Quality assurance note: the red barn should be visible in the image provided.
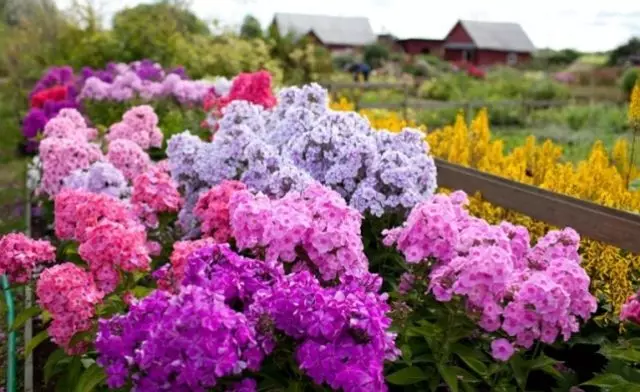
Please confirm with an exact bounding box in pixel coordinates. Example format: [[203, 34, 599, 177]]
[[270, 13, 376, 53], [396, 38, 443, 56], [442, 20, 535, 66]]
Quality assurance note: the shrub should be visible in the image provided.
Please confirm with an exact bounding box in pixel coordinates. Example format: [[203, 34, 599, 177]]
[[621, 67, 640, 99], [363, 43, 389, 69]]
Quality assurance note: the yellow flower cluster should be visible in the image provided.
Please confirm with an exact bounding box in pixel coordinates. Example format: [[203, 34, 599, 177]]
[[629, 80, 640, 128], [334, 96, 640, 320]]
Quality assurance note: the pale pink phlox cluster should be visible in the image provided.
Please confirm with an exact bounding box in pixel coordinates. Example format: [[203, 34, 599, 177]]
[[106, 139, 152, 181], [106, 105, 163, 150]]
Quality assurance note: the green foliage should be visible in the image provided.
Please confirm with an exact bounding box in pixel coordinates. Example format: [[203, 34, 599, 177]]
[[239, 14, 262, 39], [528, 104, 629, 133], [608, 37, 640, 66], [363, 43, 389, 69], [620, 67, 640, 98], [267, 27, 333, 84]]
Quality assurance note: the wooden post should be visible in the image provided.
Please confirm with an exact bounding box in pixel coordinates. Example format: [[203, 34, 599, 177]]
[[465, 101, 472, 124]]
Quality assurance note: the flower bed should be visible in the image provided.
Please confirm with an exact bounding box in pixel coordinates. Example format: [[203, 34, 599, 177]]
[[1, 69, 635, 391]]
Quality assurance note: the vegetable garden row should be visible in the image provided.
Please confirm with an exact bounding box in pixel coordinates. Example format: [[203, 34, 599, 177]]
[[2, 60, 640, 392]]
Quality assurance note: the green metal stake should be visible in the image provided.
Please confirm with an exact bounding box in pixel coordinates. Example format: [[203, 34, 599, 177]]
[[2, 274, 16, 392]]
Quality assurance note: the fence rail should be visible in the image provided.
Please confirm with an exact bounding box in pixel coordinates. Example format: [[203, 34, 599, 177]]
[[434, 158, 640, 254]]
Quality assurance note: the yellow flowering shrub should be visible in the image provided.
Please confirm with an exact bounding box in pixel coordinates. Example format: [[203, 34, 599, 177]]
[[330, 97, 426, 134], [336, 97, 640, 320]]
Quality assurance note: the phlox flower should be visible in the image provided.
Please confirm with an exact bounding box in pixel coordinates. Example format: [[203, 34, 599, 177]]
[[107, 139, 152, 181], [0, 233, 55, 284]]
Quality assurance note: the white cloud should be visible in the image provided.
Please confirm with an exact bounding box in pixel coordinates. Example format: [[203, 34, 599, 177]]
[[55, 0, 640, 51]]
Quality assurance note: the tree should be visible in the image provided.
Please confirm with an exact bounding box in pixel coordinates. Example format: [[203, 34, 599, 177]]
[[363, 43, 389, 69], [608, 37, 640, 66], [240, 14, 262, 39]]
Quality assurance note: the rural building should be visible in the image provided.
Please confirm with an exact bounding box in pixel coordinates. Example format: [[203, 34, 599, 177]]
[[270, 13, 376, 53], [441, 20, 535, 66], [396, 38, 443, 57]]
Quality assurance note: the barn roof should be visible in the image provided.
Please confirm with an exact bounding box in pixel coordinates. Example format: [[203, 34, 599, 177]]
[[272, 13, 376, 46], [448, 20, 536, 53]]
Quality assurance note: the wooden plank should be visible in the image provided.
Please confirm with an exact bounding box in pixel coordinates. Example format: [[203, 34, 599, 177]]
[[358, 101, 405, 110], [322, 81, 408, 90], [434, 158, 640, 253]]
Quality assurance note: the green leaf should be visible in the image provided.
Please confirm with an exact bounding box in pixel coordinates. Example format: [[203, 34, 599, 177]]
[[44, 349, 68, 384], [601, 346, 640, 363], [582, 374, 628, 387], [386, 366, 429, 385], [401, 345, 413, 365], [69, 329, 95, 347], [437, 364, 459, 392], [132, 285, 153, 299], [509, 353, 528, 390], [453, 344, 488, 377], [75, 364, 106, 392], [24, 330, 49, 358], [11, 305, 42, 331]]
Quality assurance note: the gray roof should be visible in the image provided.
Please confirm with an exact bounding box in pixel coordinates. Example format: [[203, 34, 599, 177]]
[[273, 13, 376, 46], [451, 20, 536, 52]]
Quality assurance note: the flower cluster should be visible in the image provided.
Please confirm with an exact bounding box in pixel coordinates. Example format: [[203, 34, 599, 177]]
[[252, 271, 399, 392], [80, 65, 212, 104], [384, 191, 597, 361], [99, 243, 396, 392], [36, 263, 104, 354], [193, 180, 247, 242], [97, 246, 273, 391], [0, 233, 55, 283], [38, 136, 103, 196], [131, 165, 183, 228], [106, 139, 152, 181], [106, 105, 163, 150], [621, 292, 640, 325], [169, 83, 436, 221], [54, 189, 149, 292], [64, 161, 130, 199], [229, 183, 368, 281]]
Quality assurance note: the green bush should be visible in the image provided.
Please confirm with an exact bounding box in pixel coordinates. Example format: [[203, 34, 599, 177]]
[[363, 43, 389, 69], [620, 67, 640, 99]]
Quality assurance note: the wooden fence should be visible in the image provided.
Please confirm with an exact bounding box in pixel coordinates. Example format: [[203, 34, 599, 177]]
[[435, 158, 640, 254]]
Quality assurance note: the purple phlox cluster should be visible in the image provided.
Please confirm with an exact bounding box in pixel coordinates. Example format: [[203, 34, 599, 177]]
[[383, 191, 597, 361], [226, 379, 257, 392], [29, 66, 75, 98], [106, 105, 163, 150], [80, 61, 213, 105], [96, 246, 271, 391], [250, 271, 399, 392], [228, 183, 368, 281], [63, 161, 130, 199]]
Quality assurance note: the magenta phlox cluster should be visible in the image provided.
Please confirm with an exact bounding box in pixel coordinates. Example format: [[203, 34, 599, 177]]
[[36, 263, 104, 354], [384, 191, 597, 360], [106, 105, 163, 150], [95, 284, 264, 391], [163, 238, 218, 290], [228, 183, 368, 281], [250, 271, 399, 392], [131, 166, 183, 228], [39, 136, 103, 196], [0, 233, 55, 284]]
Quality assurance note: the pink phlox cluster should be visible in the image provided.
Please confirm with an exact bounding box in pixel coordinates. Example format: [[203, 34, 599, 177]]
[[0, 233, 55, 283], [229, 183, 368, 281], [106, 105, 163, 150], [107, 139, 152, 181], [54, 189, 136, 242], [55, 108, 87, 129], [36, 263, 104, 354], [43, 117, 96, 141], [384, 191, 597, 361], [79, 220, 151, 293], [39, 137, 103, 196], [621, 292, 640, 325], [194, 180, 247, 242], [131, 166, 183, 228]]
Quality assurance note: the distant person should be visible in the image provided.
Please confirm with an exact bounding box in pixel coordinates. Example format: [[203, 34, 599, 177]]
[[360, 63, 371, 82], [347, 62, 371, 82]]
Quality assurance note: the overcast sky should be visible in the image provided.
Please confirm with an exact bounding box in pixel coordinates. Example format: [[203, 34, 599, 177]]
[[54, 0, 640, 52]]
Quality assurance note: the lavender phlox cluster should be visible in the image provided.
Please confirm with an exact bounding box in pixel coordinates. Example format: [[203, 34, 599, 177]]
[[211, 76, 233, 97], [166, 131, 207, 186], [96, 285, 264, 392], [218, 100, 268, 136], [250, 271, 399, 392], [384, 191, 597, 360], [63, 161, 130, 199]]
